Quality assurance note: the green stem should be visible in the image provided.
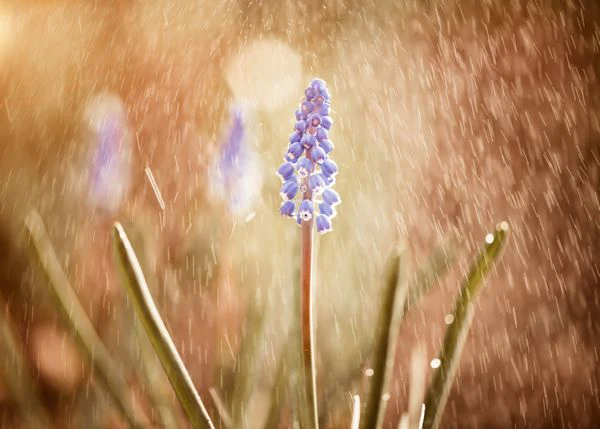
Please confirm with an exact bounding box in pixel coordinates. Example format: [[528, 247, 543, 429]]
[[24, 210, 143, 429], [113, 222, 215, 429], [422, 222, 509, 429]]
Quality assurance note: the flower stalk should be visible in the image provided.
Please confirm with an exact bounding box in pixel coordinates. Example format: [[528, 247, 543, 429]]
[[278, 78, 339, 428], [278, 78, 338, 428], [300, 182, 319, 429]]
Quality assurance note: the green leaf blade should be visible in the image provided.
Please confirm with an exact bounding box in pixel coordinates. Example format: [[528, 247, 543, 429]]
[[422, 222, 509, 429], [25, 210, 143, 429], [112, 222, 215, 429], [361, 249, 408, 429]]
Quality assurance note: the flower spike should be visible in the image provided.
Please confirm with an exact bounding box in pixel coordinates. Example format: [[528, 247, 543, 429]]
[[276, 78, 339, 234]]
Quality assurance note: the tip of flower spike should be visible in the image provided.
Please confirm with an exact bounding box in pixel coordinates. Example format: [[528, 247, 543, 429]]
[[278, 77, 339, 231], [310, 78, 327, 91], [305, 87, 318, 100]]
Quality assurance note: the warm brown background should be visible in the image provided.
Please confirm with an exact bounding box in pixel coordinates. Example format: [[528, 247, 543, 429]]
[[0, 0, 599, 428]]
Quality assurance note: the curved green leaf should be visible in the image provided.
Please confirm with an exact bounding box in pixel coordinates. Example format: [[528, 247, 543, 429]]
[[422, 222, 509, 429], [112, 222, 215, 429], [25, 210, 143, 429]]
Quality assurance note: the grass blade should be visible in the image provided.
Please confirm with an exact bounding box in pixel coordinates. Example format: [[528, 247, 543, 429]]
[[0, 306, 51, 429], [361, 248, 408, 429], [112, 222, 215, 429], [230, 294, 267, 428], [317, 235, 455, 420], [350, 394, 361, 429], [406, 235, 457, 311], [134, 317, 183, 428], [422, 222, 509, 429], [209, 387, 233, 428], [417, 404, 425, 429], [263, 354, 288, 429], [118, 225, 183, 429], [24, 210, 143, 429]]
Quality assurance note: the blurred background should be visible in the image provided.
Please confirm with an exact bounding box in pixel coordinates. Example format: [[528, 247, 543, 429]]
[[0, 0, 599, 427]]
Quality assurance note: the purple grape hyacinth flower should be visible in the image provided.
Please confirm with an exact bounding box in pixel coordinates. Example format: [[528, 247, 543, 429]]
[[276, 78, 340, 234], [318, 202, 336, 219], [297, 157, 314, 178], [277, 161, 295, 181], [320, 159, 338, 177], [308, 174, 325, 195], [298, 199, 314, 221], [315, 214, 332, 234], [280, 179, 299, 201], [320, 139, 334, 153], [279, 200, 295, 218]]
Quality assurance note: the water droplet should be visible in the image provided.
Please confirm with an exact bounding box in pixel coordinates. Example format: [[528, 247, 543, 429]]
[[444, 314, 455, 325], [430, 358, 441, 369], [382, 393, 390, 401], [365, 368, 374, 377], [485, 233, 494, 244]]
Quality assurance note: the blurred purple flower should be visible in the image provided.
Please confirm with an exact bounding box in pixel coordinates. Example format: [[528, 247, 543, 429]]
[[213, 106, 262, 218], [218, 107, 245, 175], [86, 94, 131, 214]]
